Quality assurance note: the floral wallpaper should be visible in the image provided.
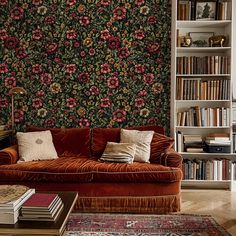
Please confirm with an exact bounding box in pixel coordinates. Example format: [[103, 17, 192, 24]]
[[0, 0, 171, 133]]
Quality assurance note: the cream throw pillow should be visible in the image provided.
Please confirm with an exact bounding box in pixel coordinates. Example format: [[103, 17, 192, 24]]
[[120, 129, 154, 163], [100, 142, 136, 163], [17, 131, 58, 162]]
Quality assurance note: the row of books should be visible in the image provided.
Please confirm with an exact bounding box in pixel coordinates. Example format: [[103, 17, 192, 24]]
[[176, 78, 230, 100], [177, 106, 230, 127], [0, 185, 35, 224], [217, 1, 232, 20], [176, 56, 230, 75], [177, 0, 231, 21], [177, 0, 195, 20], [182, 159, 231, 180]]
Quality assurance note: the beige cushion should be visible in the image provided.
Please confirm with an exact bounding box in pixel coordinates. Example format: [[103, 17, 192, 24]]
[[99, 142, 137, 163], [16, 131, 58, 162], [120, 129, 154, 163]]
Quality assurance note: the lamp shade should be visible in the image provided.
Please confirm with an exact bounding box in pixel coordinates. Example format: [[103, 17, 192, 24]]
[[9, 87, 27, 95]]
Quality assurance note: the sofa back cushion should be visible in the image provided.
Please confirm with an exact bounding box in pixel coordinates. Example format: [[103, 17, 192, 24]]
[[91, 125, 165, 158], [120, 129, 154, 163], [127, 125, 165, 135], [92, 128, 121, 157], [126, 126, 174, 163], [149, 133, 174, 163], [26, 126, 91, 157], [17, 131, 58, 162]]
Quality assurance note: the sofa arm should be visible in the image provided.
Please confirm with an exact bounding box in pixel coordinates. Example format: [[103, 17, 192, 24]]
[[159, 148, 183, 168], [0, 145, 19, 165]]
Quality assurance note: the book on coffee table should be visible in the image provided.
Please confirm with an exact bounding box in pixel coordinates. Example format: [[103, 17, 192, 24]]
[[0, 185, 35, 224], [0, 185, 35, 208], [19, 203, 63, 221], [21, 193, 59, 209], [19, 193, 64, 222], [0, 192, 78, 235]]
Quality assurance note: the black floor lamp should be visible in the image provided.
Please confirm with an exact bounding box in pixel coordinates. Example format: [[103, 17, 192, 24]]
[[9, 87, 27, 131]]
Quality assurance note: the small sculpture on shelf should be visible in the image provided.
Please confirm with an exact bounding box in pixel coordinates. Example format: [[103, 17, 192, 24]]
[[209, 35, 226, 47], [180, 35, 192, 47]]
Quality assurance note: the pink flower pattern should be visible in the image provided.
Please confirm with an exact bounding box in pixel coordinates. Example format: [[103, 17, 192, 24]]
[[0, 1, 171, 133]]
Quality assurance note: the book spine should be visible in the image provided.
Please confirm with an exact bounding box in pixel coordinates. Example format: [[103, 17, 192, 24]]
[[177, 131, 183, 152], [190, 0, 196, 20]]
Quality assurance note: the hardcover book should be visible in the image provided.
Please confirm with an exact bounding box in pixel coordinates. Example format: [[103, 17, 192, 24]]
[[21, 197, 62, 214], [19, 202, 63, 222], [0, 186, 35, 224], [19, 194, 64, 222], [0, 185, 29, 205], [0, 186, 35, 209], [22, 193, 59, 209]]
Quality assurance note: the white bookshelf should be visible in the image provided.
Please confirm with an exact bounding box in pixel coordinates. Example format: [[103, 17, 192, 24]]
[[171, 0, 236, 190]]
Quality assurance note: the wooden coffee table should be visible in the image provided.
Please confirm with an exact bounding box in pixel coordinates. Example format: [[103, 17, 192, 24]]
[[0, 191, 78, 236]]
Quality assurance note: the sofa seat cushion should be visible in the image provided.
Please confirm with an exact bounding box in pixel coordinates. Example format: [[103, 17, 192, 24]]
[[0, 157, 182, 183]]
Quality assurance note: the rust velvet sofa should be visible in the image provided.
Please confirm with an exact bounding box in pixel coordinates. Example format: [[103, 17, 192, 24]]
[[0, 125, 182, 213]]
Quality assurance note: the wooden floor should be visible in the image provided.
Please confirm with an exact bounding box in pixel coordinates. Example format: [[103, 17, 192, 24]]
[[181, 189, 236, 235]]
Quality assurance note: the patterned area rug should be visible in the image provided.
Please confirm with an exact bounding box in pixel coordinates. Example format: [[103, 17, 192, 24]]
[[66, 213, 231, 236]]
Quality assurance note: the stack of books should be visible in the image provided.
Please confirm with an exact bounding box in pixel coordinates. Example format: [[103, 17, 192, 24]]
[[183, 134, 204, 153], [177, 106, 230, 127], [204, 133, 231, 153], [19, 193, 64, 222], [0, 185, 35, 224]]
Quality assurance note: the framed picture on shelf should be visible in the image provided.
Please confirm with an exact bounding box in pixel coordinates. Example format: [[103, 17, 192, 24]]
[[189, 32, 215, 47], [195, 0, 217, 21]]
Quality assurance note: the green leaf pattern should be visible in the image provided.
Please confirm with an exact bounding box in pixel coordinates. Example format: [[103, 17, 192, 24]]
[[0, 0, 171, 134]]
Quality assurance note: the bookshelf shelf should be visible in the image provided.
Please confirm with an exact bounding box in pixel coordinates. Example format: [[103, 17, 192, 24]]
[[177, 20, 232, 28], [177, 47, 231, 53], [180, 152, 236, 159], [182, 180, 230, 189], [172, 0, 236, 190], [176, 100, 231, 102], [176, 74, 231, 77], [176, 126, 231, 129]]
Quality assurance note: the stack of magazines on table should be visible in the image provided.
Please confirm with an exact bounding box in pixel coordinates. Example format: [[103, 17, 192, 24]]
[[0, 185, 35, 224], [19, 193, 64, 222]]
